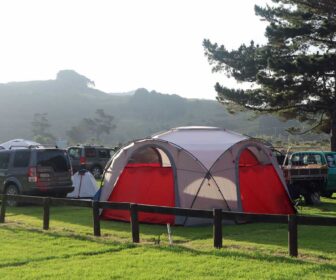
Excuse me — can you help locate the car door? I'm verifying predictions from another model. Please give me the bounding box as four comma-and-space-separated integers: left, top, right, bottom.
0, 151, 10, 192
11, 150, 31, 190
325, 153, 336, 191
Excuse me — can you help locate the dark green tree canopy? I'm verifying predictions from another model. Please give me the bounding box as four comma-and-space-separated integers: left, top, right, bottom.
67, 109, 116, 144
204, 0, 336, 149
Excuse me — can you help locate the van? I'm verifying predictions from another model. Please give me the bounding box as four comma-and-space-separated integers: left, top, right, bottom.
0, 147, 73, 205
67, 145, 113, 178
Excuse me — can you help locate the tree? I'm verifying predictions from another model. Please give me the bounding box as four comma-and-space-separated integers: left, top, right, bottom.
67, 109, 116, 144
203, 0, 336, 150
31, 113, 55, 143
66, 124, 88, 144
84, 109, 116, 142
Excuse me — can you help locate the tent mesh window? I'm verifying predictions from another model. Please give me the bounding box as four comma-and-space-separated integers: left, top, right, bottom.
127, 147, 171, 167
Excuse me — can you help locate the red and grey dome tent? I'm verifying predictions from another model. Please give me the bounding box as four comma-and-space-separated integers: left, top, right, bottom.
98, 127, 295, 225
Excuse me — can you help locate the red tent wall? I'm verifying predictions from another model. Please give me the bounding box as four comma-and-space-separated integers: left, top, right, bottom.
101, 163, 175, 224
239, 149, 294, 214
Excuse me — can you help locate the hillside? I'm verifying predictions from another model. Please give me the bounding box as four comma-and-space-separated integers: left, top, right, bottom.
0, 70, 302, 146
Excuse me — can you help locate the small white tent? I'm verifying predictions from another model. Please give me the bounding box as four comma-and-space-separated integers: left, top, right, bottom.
0, 139, 42, 149
68, 170, 99, 198
98, 126, 295, 225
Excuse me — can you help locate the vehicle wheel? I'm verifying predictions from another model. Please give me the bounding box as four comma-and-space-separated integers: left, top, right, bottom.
5, 184, 20, 207
305, 191, 321, 205
91, 166, 102, 179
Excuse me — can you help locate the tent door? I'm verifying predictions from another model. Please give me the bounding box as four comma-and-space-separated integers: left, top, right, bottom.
101, 164, 175, 224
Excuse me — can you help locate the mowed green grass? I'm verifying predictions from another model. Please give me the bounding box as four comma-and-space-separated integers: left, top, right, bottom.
1, 198, 336, 279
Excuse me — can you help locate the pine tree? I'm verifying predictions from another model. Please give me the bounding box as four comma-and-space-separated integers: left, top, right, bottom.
203, 0, 336, 150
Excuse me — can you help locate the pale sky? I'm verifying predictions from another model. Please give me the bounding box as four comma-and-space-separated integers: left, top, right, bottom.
0, 0, 268, 99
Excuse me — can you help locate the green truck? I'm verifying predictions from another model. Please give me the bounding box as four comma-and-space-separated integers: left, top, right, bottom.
282, 151, 336, 204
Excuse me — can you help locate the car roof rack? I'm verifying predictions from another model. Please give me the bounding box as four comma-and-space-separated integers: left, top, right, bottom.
9, 145, 43, 150
74, 144, 106, 148
8, 144, 59, 150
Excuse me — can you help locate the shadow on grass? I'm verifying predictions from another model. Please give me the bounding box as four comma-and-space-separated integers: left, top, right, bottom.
303, 201, 336, 212
6, 205, 212, 240
0, 226, 136, 269
298, 197, 336, 216
2, 224, 336, 275
153, 245, 336, 277
5, 205, 336, 255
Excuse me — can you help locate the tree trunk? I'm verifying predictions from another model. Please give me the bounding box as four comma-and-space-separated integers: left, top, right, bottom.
331, 113, 336, 151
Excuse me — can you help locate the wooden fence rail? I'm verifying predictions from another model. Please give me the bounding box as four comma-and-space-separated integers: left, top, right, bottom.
1, 194, 336, 257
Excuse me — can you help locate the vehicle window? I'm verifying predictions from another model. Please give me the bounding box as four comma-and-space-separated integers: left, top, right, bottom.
326, 154, 336, 167
0, 152, 10, 169
13, 150, 30, 168
303, 154, 322, 165
85, 148, 97, 158
291, 153, 323, 166
98, 149, 110, 158
315, 155, 323, 165
37, 150, 70, 172
291, 154, 303, 166
68, 148, 81, 159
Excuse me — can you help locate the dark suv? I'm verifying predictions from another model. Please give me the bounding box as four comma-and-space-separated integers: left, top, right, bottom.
0, 147, 73, 205
67, 145, 113, 178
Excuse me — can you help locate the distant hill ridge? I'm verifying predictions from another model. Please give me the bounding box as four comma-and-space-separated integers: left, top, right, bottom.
0, 70, 297, 145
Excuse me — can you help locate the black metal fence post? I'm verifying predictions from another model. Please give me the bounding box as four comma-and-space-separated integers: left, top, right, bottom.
213, 208, 223, 249
43, 197, 51, 230
288, 214, 298, 257
130, 203, 140, 243
92, 201, 101, 237
0, 194, 7, 223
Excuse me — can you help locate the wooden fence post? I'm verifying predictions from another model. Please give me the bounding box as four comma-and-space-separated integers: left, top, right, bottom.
130, 203, 140, 243
288, 214, 298, 257
92, 201, 101, 237
0, 194, 6, 223
213, 208, 223, 249
43, 197, 51, 230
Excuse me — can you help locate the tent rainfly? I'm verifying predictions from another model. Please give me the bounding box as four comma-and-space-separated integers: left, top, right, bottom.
98, 127, 295, 225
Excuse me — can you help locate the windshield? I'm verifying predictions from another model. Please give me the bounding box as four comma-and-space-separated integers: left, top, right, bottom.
37, 150, 70, 172
290, 153, 324, 166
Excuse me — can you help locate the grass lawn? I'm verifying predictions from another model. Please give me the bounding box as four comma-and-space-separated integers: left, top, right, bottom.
1, 197, 336, 279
